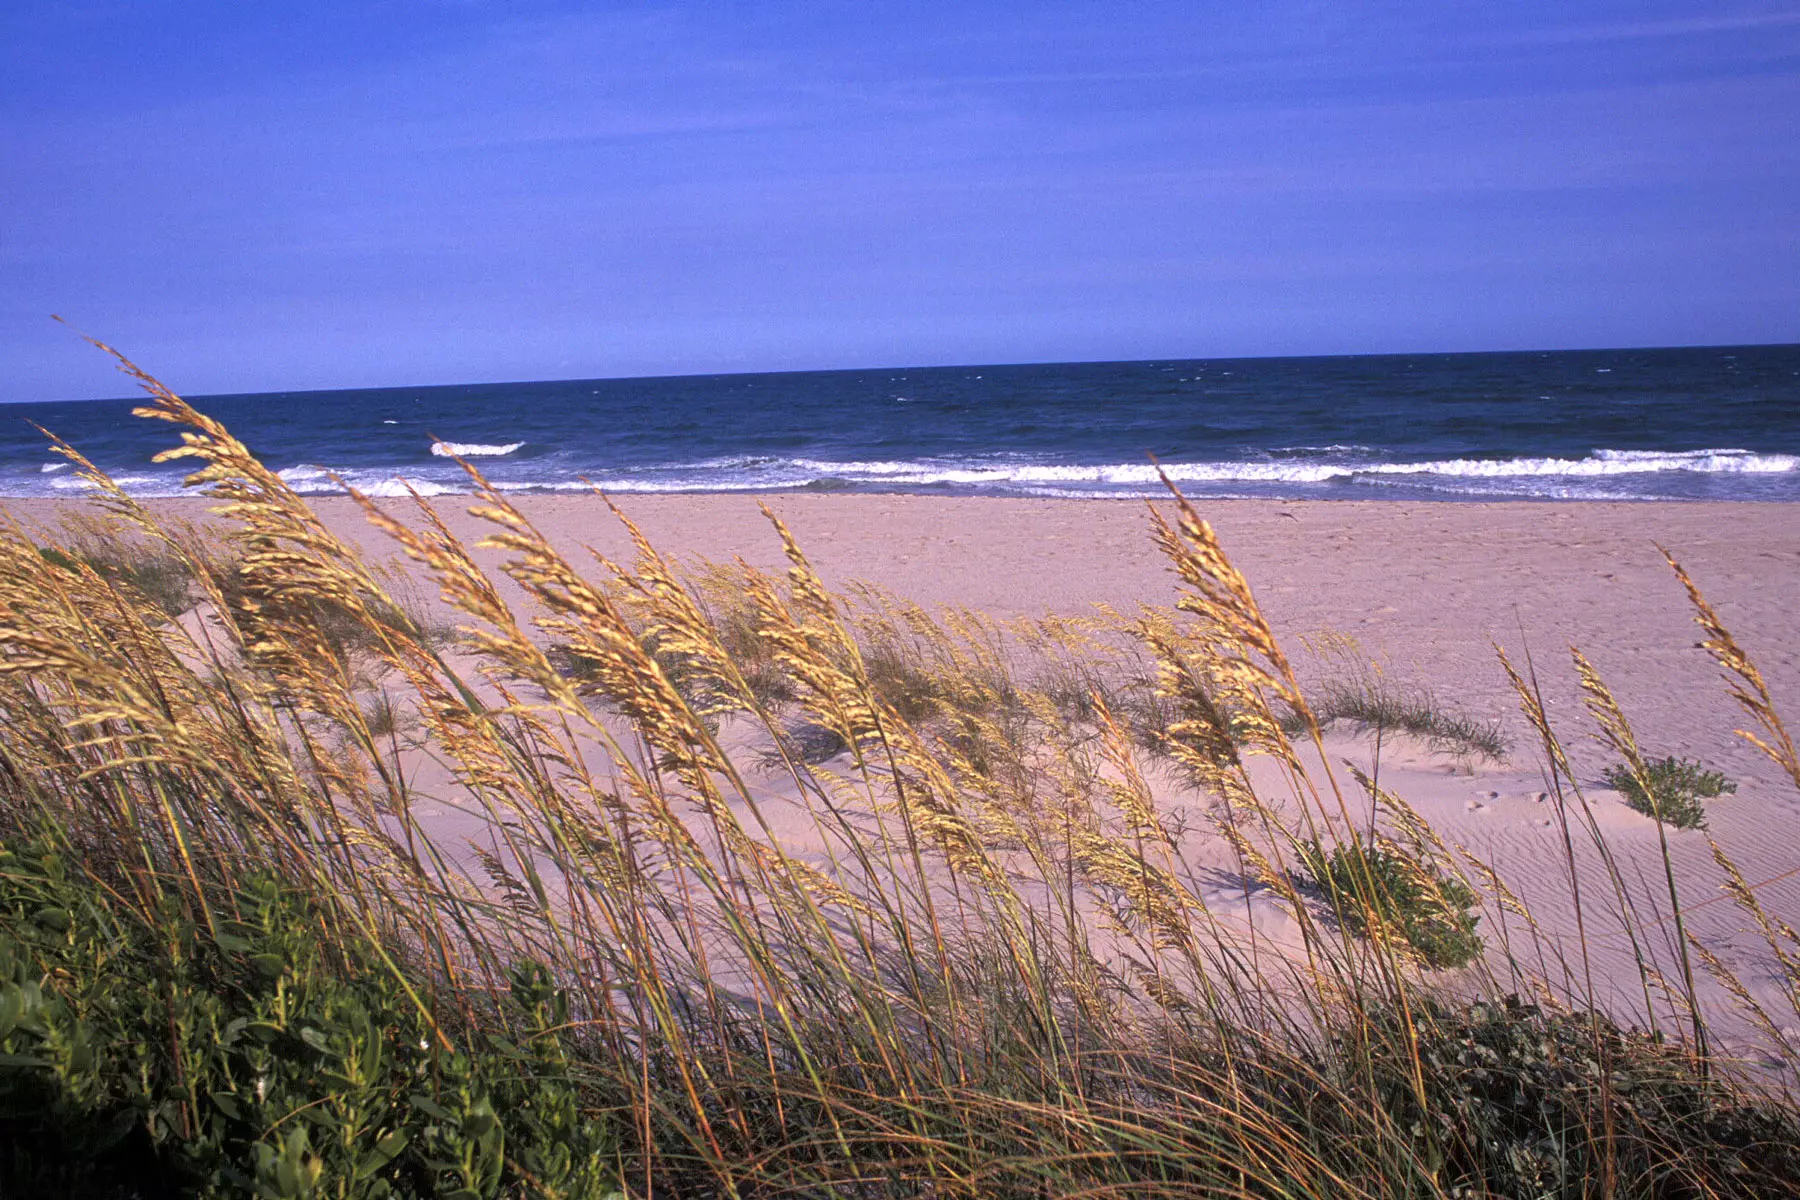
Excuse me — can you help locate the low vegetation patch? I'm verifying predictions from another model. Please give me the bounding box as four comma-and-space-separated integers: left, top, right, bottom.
216, 565, 451, 673
1348, 997, 1800, 1197
1294, 680, 1510, 764
1281, 634, 1509, 764
39, 538, 194, 622
0, 836, 622, 1199
1604, 755, 1738, 829
1296, 838, 1485, 969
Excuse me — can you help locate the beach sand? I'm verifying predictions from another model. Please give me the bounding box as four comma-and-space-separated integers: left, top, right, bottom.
21, 492, 1800, 1057
288, 492, 1797, 771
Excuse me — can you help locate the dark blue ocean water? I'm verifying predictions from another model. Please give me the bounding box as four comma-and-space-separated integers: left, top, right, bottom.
6, 345, 1799, 501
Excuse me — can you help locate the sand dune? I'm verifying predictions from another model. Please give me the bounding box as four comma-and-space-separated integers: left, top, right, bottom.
25, 492, 1800, 1060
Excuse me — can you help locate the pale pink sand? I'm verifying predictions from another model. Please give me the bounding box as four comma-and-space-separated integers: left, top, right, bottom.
291, 492, 1795, 778
25, 494, 1800, 1057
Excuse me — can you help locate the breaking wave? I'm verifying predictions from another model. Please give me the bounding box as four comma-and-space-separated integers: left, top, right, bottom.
546, 448, 1799, 496
431, 441, 524, 458
6, 448, 1796, 502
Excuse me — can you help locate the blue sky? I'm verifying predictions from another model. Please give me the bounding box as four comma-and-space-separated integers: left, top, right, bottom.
4, 2, 1797, 401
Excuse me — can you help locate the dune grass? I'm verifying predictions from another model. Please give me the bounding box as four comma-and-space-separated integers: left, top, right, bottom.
1, 345, 1799, 1195
1300, 681, 1510, 763
37, 512, 198, 621
1277, 634, 1509, 765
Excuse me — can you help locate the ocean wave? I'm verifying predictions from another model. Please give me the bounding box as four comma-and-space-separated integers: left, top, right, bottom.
7, 446, 1793, 502
274, 465, 464, 498
355, 447, 1798, 498
768, 458, 1344, 485
48, 474, 167, 493
40, 462, 67, 473
358, 477, 459, 498
1358, 449, 1798, 479
764, 449, 1798, 488
431, 441, 524, 458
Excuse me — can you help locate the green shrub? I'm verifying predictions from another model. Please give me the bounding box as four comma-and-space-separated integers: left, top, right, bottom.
1331, 996, 1800, 1197
1603, 756, 1737, 829
0, 837, 622, 1199
1296, 839, 1483, 969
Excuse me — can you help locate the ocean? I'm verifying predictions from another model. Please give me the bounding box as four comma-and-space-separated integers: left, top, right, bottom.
6, 344, 1799, 502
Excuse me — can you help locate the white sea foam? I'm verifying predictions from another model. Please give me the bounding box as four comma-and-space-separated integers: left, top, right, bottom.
767, 448, 1799, 489
431, 441, 523, 458
20, 446, 1786, 502
1359, 449, 1798, 479
359, 477, 459, 498
273, 464, 472, 498
276, 465, 348, 495
443, 447, 1798, 499
40, 462, 67, 473
50, 474, 166, 494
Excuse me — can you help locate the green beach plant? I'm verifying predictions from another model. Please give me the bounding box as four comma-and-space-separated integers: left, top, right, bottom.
1603, 755, 1738, 829
1282, 630, 1508, 764
1295, 837, 1484, 969
1303, 680, 1509, 763
0, 837, 623, 1199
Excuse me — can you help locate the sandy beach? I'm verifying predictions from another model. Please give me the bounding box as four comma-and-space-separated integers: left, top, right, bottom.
338, 492, 1800, 1046
20, 490, 1800, 1055
278, 491, 1800, 770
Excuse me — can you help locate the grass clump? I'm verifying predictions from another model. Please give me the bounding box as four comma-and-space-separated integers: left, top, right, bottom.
215, 562, 450, 674
1284, 633, 1508, 764
39, 535, 194, 622
1299, 680, 1509, 763
1296, 838, 1484, 969
1603, 755, 1738, 829
0, 835, 622, 1199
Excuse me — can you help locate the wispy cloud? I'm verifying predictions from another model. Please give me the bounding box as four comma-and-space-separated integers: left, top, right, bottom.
1493, 10, 1800, 46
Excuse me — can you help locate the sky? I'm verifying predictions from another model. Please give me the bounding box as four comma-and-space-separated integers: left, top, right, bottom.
4, 2, 1798, 402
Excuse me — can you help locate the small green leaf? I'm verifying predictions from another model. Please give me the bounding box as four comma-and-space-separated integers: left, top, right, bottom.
354, 1128, 410, 1179
408, 1093, 452, 1121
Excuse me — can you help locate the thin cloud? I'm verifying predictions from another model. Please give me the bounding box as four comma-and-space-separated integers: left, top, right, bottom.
1494, 11, 1800, 46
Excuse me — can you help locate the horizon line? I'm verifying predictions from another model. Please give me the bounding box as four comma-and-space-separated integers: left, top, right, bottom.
12, 337, 1797, 408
